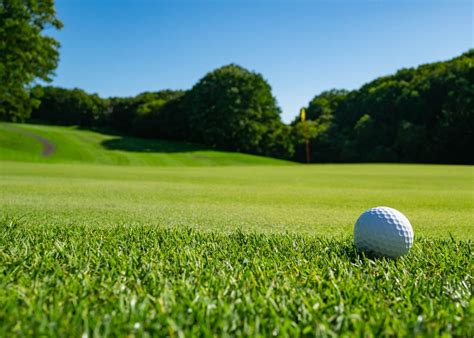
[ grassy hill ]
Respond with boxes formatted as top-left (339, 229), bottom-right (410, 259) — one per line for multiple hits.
top-left (0, 122), bottom-right (292, 166)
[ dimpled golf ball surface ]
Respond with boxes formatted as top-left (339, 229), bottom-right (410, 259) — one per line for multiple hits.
top-left (354, 206), bottom-right (414, 258)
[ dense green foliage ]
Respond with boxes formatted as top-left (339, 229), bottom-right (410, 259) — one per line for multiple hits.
top-left (108, 90), bottom-right (185, 137)
top-left (1, 156), bottom-right (472, 238)
top-left (0, 122), bottom-right (291, 166)
top-left (107, 65), bottom-right (294, 159)
top-left (300, 51), bottom-right (474, 164)
top-left (34, 89), bottom-right (187, 139)
top-left (1, 220), bottom-right (472, 336)
top-left (0, 0), bottom-right (62, 121)
top-left (31, 86), bottom-right (108, 127)
top-left (183, 64), bottom-right (293, 158)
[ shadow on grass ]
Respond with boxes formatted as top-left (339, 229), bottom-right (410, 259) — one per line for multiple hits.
top-left (331, 240), bottom-right (399, 263)
top-left (23, 121), bottom-right (225, 155)
top-left (101, 136), bottom-right (209, 153)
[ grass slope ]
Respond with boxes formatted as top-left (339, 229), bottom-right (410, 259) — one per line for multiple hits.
top-left (1, 161), bottom-right (472, 238)
top-left (0, 122), bottom-right (291, 166)
top-left (1, 221), bottom-right (472, 336)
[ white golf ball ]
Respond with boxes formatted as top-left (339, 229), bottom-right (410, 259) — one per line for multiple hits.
top-left (354, 206), bottom-right (414, 258)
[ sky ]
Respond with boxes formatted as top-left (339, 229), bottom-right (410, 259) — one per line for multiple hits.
top-left (50, 0), bottom-right (473, 123)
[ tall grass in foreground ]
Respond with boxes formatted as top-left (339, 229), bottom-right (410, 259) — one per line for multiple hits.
top-left (1, 219), bottom-right (472, 337)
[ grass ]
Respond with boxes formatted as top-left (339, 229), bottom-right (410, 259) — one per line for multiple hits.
top-left (1, 220), bottom-right (472, 336)
top-left (0, 122), bottom-right (473, 335)
top-left (1, 161), bottom-right (472, 238)
top-left (0, 122), bottom-right (291, 166)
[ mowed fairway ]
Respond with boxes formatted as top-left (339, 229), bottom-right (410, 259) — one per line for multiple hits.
top-left (0, 123), bottom-right (473, 336)
top-left (0, 122), bottom-right (291, 166)
top-left (1, 161), bottom-right (473, 237)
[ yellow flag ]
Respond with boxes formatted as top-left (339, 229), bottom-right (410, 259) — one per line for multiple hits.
top-left (300, 108), bottom-right (306, 122)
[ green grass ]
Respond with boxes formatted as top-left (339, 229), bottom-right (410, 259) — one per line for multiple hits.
top-left (1, 161), bottom-right (472, 238)
top-left (0, 122), bottom-right (473, 336)
top-left (0, 122), bottom-right (291, 166)
top-left (1, 221), bottom-right (472, 336)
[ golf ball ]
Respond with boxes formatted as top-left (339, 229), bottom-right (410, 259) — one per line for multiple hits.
top-left (354, 206), bottom-right (414, 258)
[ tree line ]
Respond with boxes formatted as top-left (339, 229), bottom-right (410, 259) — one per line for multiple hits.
top-left (295, 50), bottom-right (473, 164)
top-left (1, 1), bottom-right (472, 163)
top-left (28, 51), bottom-right (474, 164)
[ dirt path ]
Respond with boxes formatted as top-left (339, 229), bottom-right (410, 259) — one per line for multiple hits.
top-left (6, 125), bottom-right (56, 156)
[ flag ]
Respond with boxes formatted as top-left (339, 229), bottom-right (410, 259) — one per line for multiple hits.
top-left (300, 108), bottom-right (306, 122)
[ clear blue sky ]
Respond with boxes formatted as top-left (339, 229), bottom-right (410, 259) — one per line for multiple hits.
top-left (50, 0), bottom-right (473, 123)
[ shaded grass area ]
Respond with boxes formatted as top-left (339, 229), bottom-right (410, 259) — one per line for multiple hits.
top-left (1, 161), bottom-right (472, 238)
top-left (0, 220), bottom-right (472, 337)
top-left (0, 122), bottom-right (292, 166)
top-left (101, 136), bottom-right (206, 153)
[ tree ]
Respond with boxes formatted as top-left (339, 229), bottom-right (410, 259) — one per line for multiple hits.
top-left (108, 96), bottom-right (138, 132)
top-left (31, 86), bottom-right (108, 127)
top-left (0, 0), bottom-right (63, 121)
top-left (305, 89), bottom-right (349, 122)
top-left (292, 89), bottom-right (347, 163)
top-left (293, 120), bottom-right (318, 163)
top-left (130, 90), bottom-right (186, 138)
top-left (183, 64), bottom-right (292, 157)
top-left (108, 90), bottom-right (185, 137)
